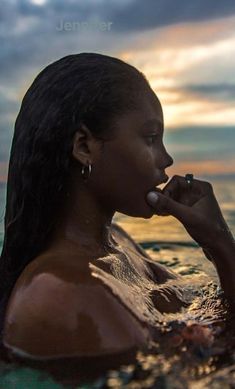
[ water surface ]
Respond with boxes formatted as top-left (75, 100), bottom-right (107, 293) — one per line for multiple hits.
top-left (0, 178), bottom-right (235, 388)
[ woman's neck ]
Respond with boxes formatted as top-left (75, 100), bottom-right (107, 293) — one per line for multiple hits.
top-left (48, 184), bottom-right (119, 255)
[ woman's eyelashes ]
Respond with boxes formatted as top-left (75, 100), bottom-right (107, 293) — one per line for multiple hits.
top-left (146, 134), bottom-right (160, 144)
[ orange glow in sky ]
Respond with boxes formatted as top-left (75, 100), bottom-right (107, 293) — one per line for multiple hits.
top-left (119, 15), bottom-right (235, 129)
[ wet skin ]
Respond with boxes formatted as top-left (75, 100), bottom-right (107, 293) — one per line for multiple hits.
top-left (2, 96), bottom-right (190, 364)
top-left (3, 223), bottom-right (188, 359)
top-left (3, 94), bottom-right (234, 372)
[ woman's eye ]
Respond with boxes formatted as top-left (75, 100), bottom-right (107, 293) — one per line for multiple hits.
top-left (147, 134), bottom-right (159, 144)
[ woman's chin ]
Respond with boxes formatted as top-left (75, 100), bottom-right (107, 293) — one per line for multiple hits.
top-left (143, 203), bottom-right (156, 218)
top-left (127, 203), bottom-right (156, 218)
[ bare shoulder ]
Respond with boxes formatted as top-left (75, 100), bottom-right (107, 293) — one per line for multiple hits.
top-left (3, 265), bottom-right (148, 359)
top-left (111, 222), bottom-right (179, 283)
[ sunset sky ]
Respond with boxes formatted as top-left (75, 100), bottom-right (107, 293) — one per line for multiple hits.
top-left (0, 0), bottom-right (235, 182)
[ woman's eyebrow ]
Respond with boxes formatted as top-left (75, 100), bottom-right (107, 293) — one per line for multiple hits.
top-left (141, 119), bottom-right (163, 132)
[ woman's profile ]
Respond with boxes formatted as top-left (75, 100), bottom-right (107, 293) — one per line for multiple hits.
top-left (0, 52), bottom-right (234, 379)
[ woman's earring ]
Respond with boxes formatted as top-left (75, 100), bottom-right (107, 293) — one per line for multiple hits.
top-left (81, 163), bottom-right (92, 181)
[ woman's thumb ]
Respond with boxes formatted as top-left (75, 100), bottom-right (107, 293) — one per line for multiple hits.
top-left (146, 191), bottom-right (192, 224)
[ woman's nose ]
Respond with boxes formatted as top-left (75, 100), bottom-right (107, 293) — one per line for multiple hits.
top-left (162, 145), bottom-right (174, 169)
top-left (166, 152), bottom-right (174, 168)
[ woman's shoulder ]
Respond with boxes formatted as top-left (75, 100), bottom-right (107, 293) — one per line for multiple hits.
top-left (2, 253), bottom-right (148, 360)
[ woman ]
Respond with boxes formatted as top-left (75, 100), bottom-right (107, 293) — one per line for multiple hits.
top-left (0, 53), bottom-right (234, 375)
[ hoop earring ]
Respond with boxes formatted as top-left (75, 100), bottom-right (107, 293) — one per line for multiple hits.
top-left (81, 163), bottom-right (92, 181)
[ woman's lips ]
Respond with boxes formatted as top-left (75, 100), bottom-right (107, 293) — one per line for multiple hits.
top-left (156, 175), bottom-right (169, 186)
top-left (149, 175), bottom-right (169, 192)
top-left (161, 175), bottom-right (169, 184)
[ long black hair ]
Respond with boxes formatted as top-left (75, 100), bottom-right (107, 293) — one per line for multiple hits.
top-left (0, 52), bottom-right (156, 340)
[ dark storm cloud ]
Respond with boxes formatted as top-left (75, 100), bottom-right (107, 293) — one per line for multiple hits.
top-left (1, 0), bottom-right (235, 80)
top-left (109, 0), bottom-right (235, 32)
top-left (2, 0), bottom-right (235, 33)
top-left (183, 83), bottom-right (235, 100)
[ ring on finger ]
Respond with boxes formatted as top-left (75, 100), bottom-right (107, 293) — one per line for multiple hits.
top-left (185, 173), bottom-right (194, 188)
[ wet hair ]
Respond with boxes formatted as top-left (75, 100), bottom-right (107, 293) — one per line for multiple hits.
top-left (0, 52), bottom-right (158, 340)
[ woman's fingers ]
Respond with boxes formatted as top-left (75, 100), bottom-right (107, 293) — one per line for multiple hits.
top-left (162, 175), bottom-right (211, 197)
top-left (146, 179), bottom-right (231, 249)
top-left (162, 175), bottom-right (180, 199)
top-left (145, 191), bottom-right (214, 247)
top-left (162, 175), bottom-right (213, 207)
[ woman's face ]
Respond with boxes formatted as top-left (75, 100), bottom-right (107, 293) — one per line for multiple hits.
top-left (90, 96), bottom-right (174, 218)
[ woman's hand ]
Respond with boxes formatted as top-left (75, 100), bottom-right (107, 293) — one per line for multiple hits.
top-left (146, 175), bottom-right (235, 309)
top-left (146, 175), bottom-right (233, 249)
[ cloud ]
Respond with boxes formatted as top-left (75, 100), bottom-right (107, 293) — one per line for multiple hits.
top-left (164, 126), bottom-right (235, 161)
top-left (154, 82), bottom-right (235, 127)
top-left (164, 125), bottom-right (235, 178)
top-left (0, 0), bottom-right (122, 84)
top-left (167, 158), bottom-right (235, 178)
top-left (3, 0), bottom-right (235, 33)
top-left (1, 1), bottom-right (235, 86)
top-left (164, 99), bottom-right (235, 128)
top-left (180, 83), bottom-right (235, 101)
top-left (109, 0), bottom-right (235, 32)
top-left (1, 0), bottom-right (235, 171)
top-left (115, 15), bottom-right (235, 127)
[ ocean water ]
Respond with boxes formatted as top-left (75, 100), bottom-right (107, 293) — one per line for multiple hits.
top-left (0, 178), bottom-right (235, 388)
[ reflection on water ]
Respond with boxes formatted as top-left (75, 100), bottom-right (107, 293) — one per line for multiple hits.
top-left (0, 179), bottom-right (235, 387)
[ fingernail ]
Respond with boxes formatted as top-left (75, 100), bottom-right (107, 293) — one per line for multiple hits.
top-left (146, 191), bottom-right (159, 206)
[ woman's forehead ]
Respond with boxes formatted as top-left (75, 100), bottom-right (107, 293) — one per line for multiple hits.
top-left (115, 103), bottom-right (164, 134)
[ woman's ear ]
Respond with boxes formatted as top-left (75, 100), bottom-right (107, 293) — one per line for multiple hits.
top-left (72, 123), bottom-right (94, 165)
